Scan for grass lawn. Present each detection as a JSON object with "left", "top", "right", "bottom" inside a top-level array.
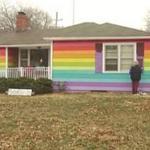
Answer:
[{"left": 0, "top": 92, "right": 150, "bottom": 150}]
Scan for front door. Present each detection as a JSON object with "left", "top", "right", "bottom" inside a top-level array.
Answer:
[{"left": 30, "top": 49, "right": 48, "bottom": 67}]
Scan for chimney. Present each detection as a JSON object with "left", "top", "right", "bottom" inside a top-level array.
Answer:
[{"left": 16, "top": 12, "right": 30, "bottom": 32}]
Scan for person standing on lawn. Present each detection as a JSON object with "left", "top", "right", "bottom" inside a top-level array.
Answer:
[{"left": 129, "top": 61, "right": 142, "bottom": 94}]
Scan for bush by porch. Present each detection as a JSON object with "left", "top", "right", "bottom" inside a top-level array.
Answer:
[{"left": 0, "top": 77, "right": 53, "bottom": 94}]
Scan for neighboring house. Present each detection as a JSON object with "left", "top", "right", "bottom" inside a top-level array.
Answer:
[{"left": 1, "top": 12, "right": 150, "bottom": 92}]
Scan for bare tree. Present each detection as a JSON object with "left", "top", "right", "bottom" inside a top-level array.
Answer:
[
  {"left": 145, "top": 10, "right": 150, "bottom": 32},
  {"left": 20, "top": 7, "right": 54, "bottom": 30},
  {"left": 0, "top": 1, "right": 16, "bottom": 31},
  {"left": 0, "top": 0, "right": 53, "bottom": 31}
]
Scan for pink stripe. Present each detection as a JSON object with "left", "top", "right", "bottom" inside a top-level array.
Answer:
[
  {"left": 66, "top": 86, "right": 131, "bottom": 91},
  {"left": 54, "top": 82, "right": 131, "bottom": 87}
]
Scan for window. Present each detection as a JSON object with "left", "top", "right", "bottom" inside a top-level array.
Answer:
[
  {"left": 19, "top": 49, "right": 49, "bottom": 67},
  {"left": 30, "top": 49, "right": 48, "bottom": 67},
  {"left": 105, "top": 45, "right": 118, "bottom": 71},
  {"left": 20, "top": 49, "right": 28, "bottom": 67},
  {"left": 120, "top": 45, "right": 134, "bottom": 71},
  {"left": 103, "top": 43, "right": 136, "bottom": 72}
]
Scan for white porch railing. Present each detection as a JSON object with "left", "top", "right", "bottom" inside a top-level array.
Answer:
[{"left": 0, "top": 67, "right": 51, "bottom": 79}]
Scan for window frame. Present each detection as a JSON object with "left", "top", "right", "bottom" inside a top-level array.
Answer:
[{"left": 102, "top": 43, "right": 137, "bottom": 73}]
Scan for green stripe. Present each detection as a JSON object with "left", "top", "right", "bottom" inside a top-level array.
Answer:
[
  {"left": 53, "top": 66, "right": 95, "bottom": 70},
  {"left": 53, "top": 70, "right": 150, "bottom": 83},
  {"left": 144, "top": 67, "right": 150, "bottom": 70},
  {"left": 53, "top": 74, "right": 130, "bottom": 80},
  {"left": 53, "top": 71, "right": 130, "bottom": 82},
  {"left": 53, "top": 70, "right": 94, "bottom": 74}
]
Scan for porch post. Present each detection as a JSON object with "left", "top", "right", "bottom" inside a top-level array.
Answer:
[
  {"left": 50, "top": 41, "right": 53, "bottom": 79},
  {"left": 48, "top": 67, "right": 50, "bottom": 79},
  {"left": 5, "top": 47, "right": 8, "bottom": 78}
]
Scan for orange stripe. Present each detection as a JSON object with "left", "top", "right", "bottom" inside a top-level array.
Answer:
[
  {"left": 0, "top": 57, "right": 5, "bottom": 62},
  {"left": 144, "top": 51, "right": 150, "bottom": 55}
]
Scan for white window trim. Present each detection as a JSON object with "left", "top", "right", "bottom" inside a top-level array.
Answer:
[{"left": 102, "top": 43, "right": 137, "bottom": 73}]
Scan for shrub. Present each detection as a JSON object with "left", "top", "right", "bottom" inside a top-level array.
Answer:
[
  {"left": 0, "top": 78, "right": 7, "bottom": 93},
  {"left": 0, "top": 77, "right": 53, "bottom": 94},
  {"left": 32, "top": 78, "right": 53, "bottom": 94}
]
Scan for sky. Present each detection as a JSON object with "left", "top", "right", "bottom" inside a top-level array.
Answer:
[{"left": 6, "top": 0, "right": 150, "bottom": 30}]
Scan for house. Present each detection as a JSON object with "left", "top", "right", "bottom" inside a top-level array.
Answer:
[{"left": 1, "top": 12, "right": 150, "bottom": 92}]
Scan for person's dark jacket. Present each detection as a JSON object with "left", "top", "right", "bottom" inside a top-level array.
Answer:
[{"left": 130, "top": 65, "right": 142, "bottom": 81}]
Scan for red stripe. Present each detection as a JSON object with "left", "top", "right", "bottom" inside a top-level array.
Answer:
[
  {"left": 0, "top": 48, "right": 6, "bottom": 56},
  {"left": 54, "top": 41, "right": 95, "bottom": 50},
  {"left": 144, "top": 42, "right": 150, "bottom": 50}
]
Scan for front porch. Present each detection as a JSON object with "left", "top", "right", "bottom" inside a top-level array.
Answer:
[
  {"left": 0, "top": 45, "right": 52, "bottom": 79},
  {"left": 0, "top": 67, "right": 50, "bottom": 79}
]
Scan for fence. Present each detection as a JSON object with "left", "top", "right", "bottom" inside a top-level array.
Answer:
[{"left": 0, "top": 67, "right": 51, "bottom": 79}]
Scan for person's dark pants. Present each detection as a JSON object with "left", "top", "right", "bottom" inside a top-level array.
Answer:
[{"left": 132, "top": 81, "right": 139, "bottom": 94}]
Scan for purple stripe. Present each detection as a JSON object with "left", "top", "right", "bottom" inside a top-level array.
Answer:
[
  {"left": 54, "top": 85, "right": 150, "bottom": 92},
  {"left": 95, "top": 52, "right": 102, "bottom": 72},
  {"left": 95, "top": 44, "right": 102, "bottom": 73},
  {"left": 137, "top": 43, "right": 144, "bottom": 67},
  {"left": 140, "top": 83, "right": 150, "bottom": 88},
  {"left": 53, "top": 82, "right": 150, "bottom": 92}
]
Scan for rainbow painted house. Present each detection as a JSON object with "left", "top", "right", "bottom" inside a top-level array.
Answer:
[{"left": 1, "top": 12, "right": 150, "bottom": 92}]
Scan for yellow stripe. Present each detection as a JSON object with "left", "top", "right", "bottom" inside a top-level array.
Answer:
[
  {"left": 54, "top": 53, "right": 94, "bottom": 58},
  {"left": 54, "top": 51, "right": 94, "bottom": 55},
  {"left": 0, "top": 63, "right": 5, "bottom": 65},
  {"left": 144, "top": 59, "right": 150, "bottom": 63},
  {"left": 144, "top": 54, "right": 150, "bottom": 58},
  {"left": 53, "top": 58, "right": 94, "bottom": 63}
]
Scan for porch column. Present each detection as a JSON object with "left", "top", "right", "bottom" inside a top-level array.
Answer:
[
  {"left": 50, "top": 41, "right": 53, "bottom": 79},
  {"left": 5, "top": 47, "right": 8, "bottom": 78}
]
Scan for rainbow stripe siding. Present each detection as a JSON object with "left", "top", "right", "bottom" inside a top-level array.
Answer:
[
  {"left": 53, "top": 41, "right": 95, "bottom": 70},
  {"left": 144, "top": 42, "right": 150, "bottom": 71},
  {"left": 8, "top": 48, "right": 18, "bottom": 67},
  {"left": 0, "top": 48, "right": 18, "bottom": 68},
  {"left": 0, "top": 48, "right": 6, "bottom": 68},
  {"left": 0, "top": 41, "right": 150, "bottom": 92},
  {"left": 53, "top": 41, "right": 150, "bottom": 92}
]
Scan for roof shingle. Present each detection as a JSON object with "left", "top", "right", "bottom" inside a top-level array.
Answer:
[{"left": 0, "top": 22, "right": 150, "bottom": 45}]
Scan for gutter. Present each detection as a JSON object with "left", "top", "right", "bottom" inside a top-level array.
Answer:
[
  {"left": 0, "top": 43, "right": 51, "bottom": 48},
  {"left": 43, "top": 36, "right": 150, "bottom": 41}
]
